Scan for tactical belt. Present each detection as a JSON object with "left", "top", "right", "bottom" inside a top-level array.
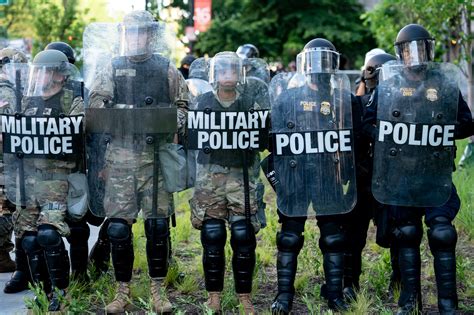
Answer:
[{"left": 35, "top": 169, "right": 69, "bottom": 181}]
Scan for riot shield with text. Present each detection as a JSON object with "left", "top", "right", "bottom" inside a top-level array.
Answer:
[
  {"left": 270, "top": 72, "right": 356, "bottom": 217},
  {"left": 372, "top": 61, "right": 459, "bottom": 207},
  {"left": 3, "top": 62, "right": 85, "bottom": 209},
  {"left": 83, "top": 20, "right": 181, "bottom": 219},
  {"left": 188, "top": 52, "right": 270, "bottom": 224}
]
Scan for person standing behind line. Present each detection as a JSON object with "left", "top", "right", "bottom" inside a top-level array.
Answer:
[
  {"left": 85, "top": 10, "right": 189, "bottom": 314},
  {"left": 0, "top": 48, "right": 29, "bottom": 292},
  {"left": 355, "top": 48, "right": 386, "bottom": 96},
  {"left": 268, "top": 38, "right": 359, "bottom": 314},
  {"left": 363, "top": 24, "right": 472, "bottom": 315},
  {"left": 188, "top": 51, "right": 270, "bottom": 314},
  {"left": 4, "top": 49, "right": 85, "bottom": 311}
]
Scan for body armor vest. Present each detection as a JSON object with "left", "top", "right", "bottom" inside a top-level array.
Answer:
[{"left": 112, "top": 54, "right": 171, "bottom": 107}]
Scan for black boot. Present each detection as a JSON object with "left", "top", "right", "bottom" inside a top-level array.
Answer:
[
  {"left": 271, "top": 231, "right": 304, "bottom": 315},
  {"left": 342, "top": 252, "right": 358, "bottom": 301},
  {"left": 4, "top": 237, "right": 32, "bottom": 293},
  {"left": 388, "top": 246, "right": 402, "bottom": 300},
  {"left": 324, "top": 252, "right": 349, "bottom": 311},
  {"left": 89, "top": 219, "right": 111, "bottom": 277},
  {"left": 396, "top": 247, "right": 422, "bottom": 315}
]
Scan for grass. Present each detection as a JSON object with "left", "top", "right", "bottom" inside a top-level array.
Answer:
[{"left": 23, "top": 145, "right": 474, "bottom": 314}]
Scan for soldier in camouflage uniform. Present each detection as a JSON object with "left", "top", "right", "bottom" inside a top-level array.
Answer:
[
  {"left": 5, "top": 50, "right": 84, "bottom": 311},
  {"left": 189, "top": 52, "right": 270, "bottom": 314},
  {"left": 85, "top": 10, "right": 188, "bottom": 314},
  {"left": 0, "top": 48, "right": 27, "bottom": 281}
]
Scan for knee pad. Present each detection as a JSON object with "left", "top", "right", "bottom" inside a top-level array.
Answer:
[
  {"left": 201, "top": 219, "right": 227, "bottom": 249},
  {"left": 230, "top": 220, "right": 256, "bottom": 253},
  {"left": 107, "top": 219, "right": 131, "bottom": 244},
  {"left": 37, "top": 225, "right": 62, "bottom": 248},
  {"left": 319, "top": 222, "right": 345, "bottom": 253},
  {"left": 277, "top": 230, "right": 304, "bottom": 253},
  {"left": 428, "top": 217, "right": 457, "bottom": 251},
  {"left": 22, "top": 232, "right": 40, "bottom": 254},
  {"left": 67, "top": 221, "right": 90, "bottom": 245},
  {"left": 144, "top": 218, "right": 169, "bottom": 239},
  {"left": 393, "top": 222, "right": 423, "bottom": 248}
]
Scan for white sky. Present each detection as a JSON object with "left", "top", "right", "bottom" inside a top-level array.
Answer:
[{"left": 107, "top": 0, "right": 146, "bottom": 17}]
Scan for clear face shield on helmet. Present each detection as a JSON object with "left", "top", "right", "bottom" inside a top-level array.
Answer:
[
  {"left": 118, "top": 23, "right": 157, "bottom": 57},
  {"left": 209, "top": 53, "right": 245, "bottom": 91},
  {"left": 395, "top": 39, "right": 434, "bottom": 66},
  {"left": 2, "top": 63, "right": 29, "bottom": 87},
  {"left": 24, "top": 62, "right": 79, "bottom": 97},
  {"left": 296, "top": 47, "right": 340, "bottom": 75}
]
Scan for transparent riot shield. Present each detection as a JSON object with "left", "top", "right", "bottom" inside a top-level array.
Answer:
[
  {"left": 372, "top": 61, "right": 459, "bottom": 207},
  {"left": 187, "top": 52, "right": 271, "bottom": 225},
  {"left": 83, "top": 20, "right": 182, "bottom": 219},
  {"left": 3, "top": 62, "right": 85, "bottom": 210},
  {"left": 270, "top": 72, "right": 356, "bottom": 217}
]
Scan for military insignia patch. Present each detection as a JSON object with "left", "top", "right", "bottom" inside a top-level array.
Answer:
[
  {"left": 400, "top": 87, "right": 415, "bottom": 96},
  {"left": 115, "top": 69, "right": 136, "bottom": 77},
  {"left": 300, "top": 101, "right": 316, "bottom": 111},
  {"left": 426, "top": 88, "right": 438, "bottom": 102},
  {"left": 320, "top": 101, "right": 331, "bottom": 116},
  {"left": 24, "top": 107, "right": 37, "bottom": 116}
]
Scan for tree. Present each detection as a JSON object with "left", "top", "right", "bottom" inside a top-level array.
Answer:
[
  {"left": 165, "top": 0, "right": 375, "bottom": 68},
  {"left": 362, "top": 0, "right": 474, "bottom": 107}
]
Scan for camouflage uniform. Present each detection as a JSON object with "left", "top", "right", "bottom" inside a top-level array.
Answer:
[
  {"left": 189, "top": 52, "right": 269, "bottom": 313},
  {"left": 85, "top": 11, "right": 188, "bottom": 313}
]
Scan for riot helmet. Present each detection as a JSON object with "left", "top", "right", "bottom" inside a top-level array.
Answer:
[
  {"left": 0, "top": 47, "right": 28, "bottom": 68},
  {"left": 209, "top": 52, "right": 245, "bottom": 90},
  {"left": 118, "top": 10, "right": 158, "bottom": 57},
  {"left": 297, "top": 38, "right": 340, "bottom": 74},
  {"left": 363, "top": 53, "right": 396, "bottom": 90},
  {"left": 189, "top": 57, "right": 209, "bottom": 81},
  {"left": 236, "top": 44, "right": 260, "bottom": 59},
  {"left": 395, "top": 24, "right": 434, "bottom": 66},
  {"left": 45, "top": 41, "right": 76, "bottom": 64},
  {"left": 25, "top": 50, "right": 78, "bottom": 97}
]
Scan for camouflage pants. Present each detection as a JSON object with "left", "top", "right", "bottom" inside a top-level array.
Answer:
[
  {"left": 190, "top": 164, "right": 260, "bottom": 232},
  {"left": 12, "top": 175, "right": 70, "bottom": 238},
  {"left": 0, "top": 192, "right": 14, "bottom": 251},
  {"left": 103, "top": 146, "right": 173, "bottom": 222}
]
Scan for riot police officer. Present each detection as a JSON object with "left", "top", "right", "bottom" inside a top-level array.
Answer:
[
  {"left": 364, "top": 24, "right": 472, "bottom": 315},
  {"left": 0, "top": 48, "right": 30, "bottom": 292},
  {"left": 269, "top": 38, "right": 358, "bottom": 313},
  {"left": 3, "top": 49, "right": 84, "bottom": 311},
  {"left": 188, "top": 51, "right": 270, "bottom": 313},
  {"left": 84, "top": 10, "right": 188, "bottom": 314},
  {"left": 236, "top": 44, "right": 260, "bottom": 59}
]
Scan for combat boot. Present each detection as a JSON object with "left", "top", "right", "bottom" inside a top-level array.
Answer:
[
  {"left": 48, "top": 289, "right": 67, "bottom": 312},
  {"left": 205, "top": 291, "right": 221, "bottom": 313},
  {"left": 0, "top": 248, "right": 15, "bottom": 272},
  {"left": 237, "top": 293, "right": 255, "bottom": 314},
  {"left": 4, "top": 237, "right": 31, "bottom": 293},
  {"left": 105, "top": 282, "right": 131, "bottom": 314},
  {"left": 150, "top": 278, "right": 172, "bottom": 313}
]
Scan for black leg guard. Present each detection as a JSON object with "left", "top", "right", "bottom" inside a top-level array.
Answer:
[
  {"left": 393, "top": 223, "right": 423, "bottom": 315},
  {"left": 319, "top": 222, "right": 348, "bottom": 311},
  {"left": 230, "top": 220, "right": 256, "bottom": 294},
  {"left": 427, "top": 216, "right": 458, "bottom": 314},
  {"left": 89, "top": 219, "right": 111, "bottom": 275},
  {"left": 66, "top": 220, "right": 90, "bottom": 281},
  {"left": 107, "top": 219, "right": 134, "bottom": 282},
  {"left": 4, "top": 237, "right": 32, "bottom": 293},
  {"left": 37, "top": 225, "right": 70, "bottom": 290},
  {"left": 389, "top": 246, "right": 402, "bottom": 299},
  {"left": 22, "top": 232, "right": 51, "bottom": 294},
  {"left": 271, "top": 230, "right": 304, "bottom": 315},
  {"left": 145, "top": 218, "right": 170, "bottom": 279},
  {"left": 201, "top": 219, "right": 226, "bottom": 292}
]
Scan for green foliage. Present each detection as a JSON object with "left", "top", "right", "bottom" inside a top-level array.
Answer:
[
  {"left": 362, "top": 0, "right": 474, "bottom": 64},
  {"left": 166, "top": 0, "right": 375, "bottom": 68}
]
